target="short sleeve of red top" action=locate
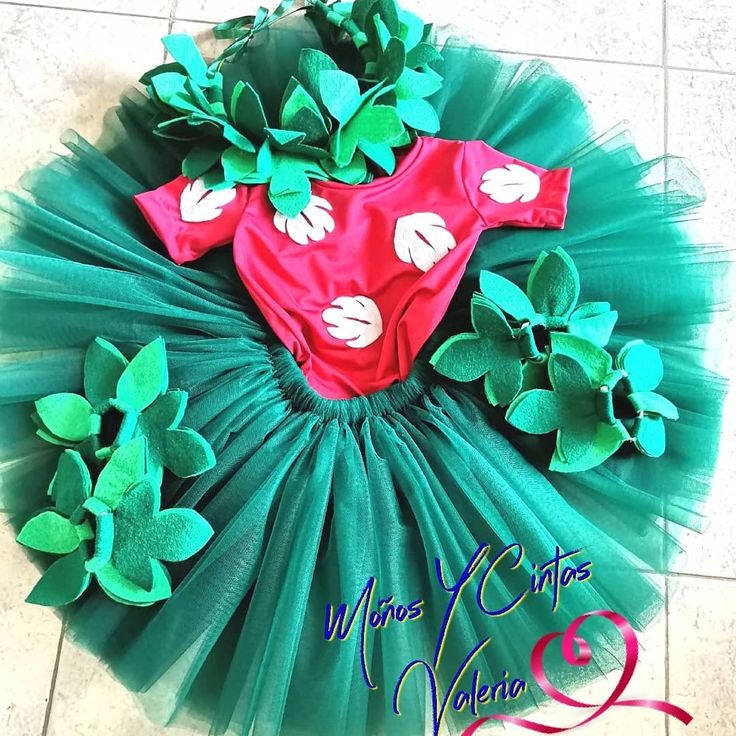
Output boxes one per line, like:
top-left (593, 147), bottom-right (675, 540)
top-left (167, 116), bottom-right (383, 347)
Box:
top-left (135, 137), bottom-right (572, 399)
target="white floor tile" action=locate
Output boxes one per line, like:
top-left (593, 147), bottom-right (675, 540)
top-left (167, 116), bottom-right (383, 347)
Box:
top-left (668, 0), bottom-right (736, 73)
top-left (0, 6), bottom-right (168, 188)
top-left (0, 0), bottom-right (171, 16)
top-left (47, 642), bottom-right (202, 736)
top-left (0, 522), bottom-right (62, 736)
top-left (668, 576), bottom-right (736, 735)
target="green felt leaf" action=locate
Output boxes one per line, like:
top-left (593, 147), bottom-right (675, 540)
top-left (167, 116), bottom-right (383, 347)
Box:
top-left (550, 332), bottom-right (613, 385)
top-left (628, 391), bottom-right (679, 420)
top-left (142, 390), bottom-right (187, 432)
top-left (548, 353), bottom-right (592, 396)
top-left (506, 389), bottom-right (564, 434)
top-left (18, 511), bottom-right (82, 554)
top-left (26, 546), bottom-right (91, 607)
top-left (221, 145), bottom-right (257, 182)
top-left (320, 70), bottom-right (362, 125)
top-left (395, 98), bottom-right (439, 133)
top-left (521, 360), bottom-right (549, 393)
top-left (82, 505), bottom-right (114, 573)
top-left (358, 141), bottom-right (396, 174)
top-left (568, 304), bottom-right (618, 347)
top-left (116, 338), bottom-right (169, 412)
top-left (163, 428), bottom-right (216, 478)
top-left (230, 81), bottom-right (268, 137)
top-left (633, 415), bottom-right (666, 457)
top-left (471, 296), bottom-right (515, 340)
top-left (150, 72), bottom-right (191, 109)
top-left (405, 42), bottom-right (442, 68)
top-left (111, 479), bottom-right (212, 590)
top-left (280, 78), bottom-right (324, 131)
top-left (552, 420), bottom-right (628, 472)
top-left (616, 340), bottom-right (664, 392)
top-left (333, 104), bottom-right (404, 166)
top-left (93, 436), bottom-right (147, 509)
top-left (395, 67), bottom-right (443, 99)
top-left (84, 338), bottom-right (128, 407)
top-left (298, 48), bottom-right (338, 103)
top-left (527, 247), bottom-right (580, 318)
top-left (321, 152), bottom-right (369, 184)
top-left (182, 144), bottom-right (225, 180)
top-left (222, 123), bottom-right (256, 153)
top-left (430, 333), bottom-right (493, 382)
top-left (268, 154), bottom-right (312, 217)
top-left (479, 271), bottom-right (536, 321)
top-left (266, 127), bottom-right (307, 148)
top-left (35, 426), bottom-right (71, 447)
top-left (483, 349), bottom-right (524, 407)
top-left (49, 450), bottom-right (92, 517)
top-left (378, 37), bottom-right (406, 83)
top-left (35, 393), bottom-right (94, 442)
top-left (96, 560), bottom-right (172, 606)
top-left (162, 35), bottom-right (210, 88)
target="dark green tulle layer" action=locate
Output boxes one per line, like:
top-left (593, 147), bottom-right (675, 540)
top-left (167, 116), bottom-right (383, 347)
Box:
top-left (0, 25), bottom-right (731, 736)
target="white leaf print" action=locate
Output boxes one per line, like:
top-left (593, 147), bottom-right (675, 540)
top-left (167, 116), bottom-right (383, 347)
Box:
top-left (274, 195), bottom-right (335, 246)
top-left (179, 178), bottom-right (237, 223)
top-left (394, 212), bottom-right (458, 272)
top-left (480, 164), bottom-right (540, 204)
top-left (322, 296), bottom-right (383, 349)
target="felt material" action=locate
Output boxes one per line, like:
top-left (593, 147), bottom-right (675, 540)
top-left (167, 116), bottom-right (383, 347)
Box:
top-left (110, 478), bottom-right (214, 590)
top-left (140, 0), bottom-right (446, 215)
top-left (115, 337), bottom-right (169, 412)
top-left (49, 450), bottom-right (92, 517)
top-left (33, 338), bottom-right (215, 480)
top-left (25, 545), bottom-right (92, 607)
top-left (0, 31), bottom-right (729, 736)
top-left (17, 511), bottom-right (90, 554)
top-left (478, 247), bottom-right (618, 346)
top-left (616, 339), bottom-right (664, 392)
top-left (34, 393), bottom-right (95, 443)
top-left (84, 337), bottom-right (128, 406)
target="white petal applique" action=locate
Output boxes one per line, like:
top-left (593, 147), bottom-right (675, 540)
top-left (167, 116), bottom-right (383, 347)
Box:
top-left (394, 212), bottom-right (458, 273)
top-left (273, 195), bottom-right (335, 246)
top-left (321, 296), bottom-right (383, 349)
top-left (480, 164), bottom-right (540, 204)
top-left (180, 178), bottom-right (237, 223)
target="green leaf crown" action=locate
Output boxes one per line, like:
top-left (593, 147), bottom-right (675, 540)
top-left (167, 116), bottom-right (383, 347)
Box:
top-left (141, 0), bottom-right (444, 217)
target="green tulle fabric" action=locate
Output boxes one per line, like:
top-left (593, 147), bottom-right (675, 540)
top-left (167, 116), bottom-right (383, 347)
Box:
top-left (0, 23), bottom-right (731, 736)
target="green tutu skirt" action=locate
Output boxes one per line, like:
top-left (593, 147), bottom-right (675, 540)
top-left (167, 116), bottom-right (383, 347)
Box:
top-left (0, 24), bottom-right (730, 736)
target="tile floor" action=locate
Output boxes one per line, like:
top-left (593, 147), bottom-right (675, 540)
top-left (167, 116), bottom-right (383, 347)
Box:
top-left (0, 1), bottom-right (734, 734)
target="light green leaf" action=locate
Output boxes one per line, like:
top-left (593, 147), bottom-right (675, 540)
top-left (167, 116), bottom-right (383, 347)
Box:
top-left (298, 48), bottom-right (338, 103)
top-left (221, 146), bottom-right (257, 182)
top-left (506, 389), bottom-right (564, 434)
top-left (395, 98), bottom-right (440, 133)
top-left (551, 421), bottom-right (628, 472)
top-left (116, 338), bottom-right (169, 412)
top-left (633, 415), bottom-right (666, 457)
top-left (479, 271), bottom-right (536, 321)
top-left (26, 546), bottom-right (91, 606)
top-left (567, 305), bottom-right (618, 347)
top-left (149, 507), bottom-right (214, 561)
top-left (35, 393), bottom-right (94, 442)
top-left (430, 333), bottom-right (493, 382)
top-left (84, 338), bottom-right (128, 407)
top-left (164, 428), bottom-right (216, 478)
top-left (628, 391), bottom-right (679, 420)
top-left (142, 390), bottom-right (188, 432)
top-left (550, 332), bottom-right (613, 385)
top-left (616, 340), bottom-right (664, 392)
top-left (319, 70), bottom-right (362, 124)
top-left (49, 450), bottom-right (92, 516)
top-left (162, 35), bottom-right (210, 88)
top-left (395, 67), bottom-right (443, 99)
top-left (93, 436), bottom-right (147, 509)
top-left (182, 144), bottom-right (224, 180)
top-left (470, 296), bottom-right (515, 339)
top-left (527, 247), bottom-right (580, 317)
top-left (548, 353), bottom-right (592, 396)
top-left (483, 351), bottom-right (524, 407)
top-left (18, 511), bottom-right (82, 554)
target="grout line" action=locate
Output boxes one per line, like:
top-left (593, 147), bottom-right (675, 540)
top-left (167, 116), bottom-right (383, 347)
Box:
top-left (0, 0), bottom-right (168, 20)
top-left (163, 0), bottom-right (179, 63)
top-left (664, 576), bottom-right (671, 736)
top-left (666, 570), bottom-right (736, 583)
top-left (40, 618), bottom-right (66, 736)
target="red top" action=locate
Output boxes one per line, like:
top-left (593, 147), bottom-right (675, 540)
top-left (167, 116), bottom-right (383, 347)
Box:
top-left (135, 137), bottom-right (572, 398)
